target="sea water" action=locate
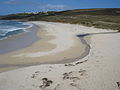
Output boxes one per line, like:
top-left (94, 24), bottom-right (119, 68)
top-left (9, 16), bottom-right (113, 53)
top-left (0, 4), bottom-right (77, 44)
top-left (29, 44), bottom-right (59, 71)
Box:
top-left (0, 20), bottom-right (32, 40)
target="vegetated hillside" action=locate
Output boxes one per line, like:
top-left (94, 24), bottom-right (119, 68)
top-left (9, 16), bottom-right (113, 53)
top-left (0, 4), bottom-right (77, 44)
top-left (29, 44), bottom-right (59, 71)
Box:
top-left (0, 8), bottom-right (120, 31)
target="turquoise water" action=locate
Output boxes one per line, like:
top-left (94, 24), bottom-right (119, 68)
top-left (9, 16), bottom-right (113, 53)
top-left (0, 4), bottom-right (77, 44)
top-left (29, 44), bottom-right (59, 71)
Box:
top-left (0, 20), bottom-right (32, 40)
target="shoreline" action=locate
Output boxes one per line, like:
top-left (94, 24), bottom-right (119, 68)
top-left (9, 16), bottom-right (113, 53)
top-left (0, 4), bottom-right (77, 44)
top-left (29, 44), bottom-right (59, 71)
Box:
top-left (0, 24), bottom-right (40, 54)
top-left (0, 21), bottom-right (87, 72)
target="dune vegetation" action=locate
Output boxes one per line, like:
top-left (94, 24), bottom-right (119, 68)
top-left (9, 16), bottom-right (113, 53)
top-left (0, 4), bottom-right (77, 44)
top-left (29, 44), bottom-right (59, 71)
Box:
top-left (0, 8), bottom-right (120, 31)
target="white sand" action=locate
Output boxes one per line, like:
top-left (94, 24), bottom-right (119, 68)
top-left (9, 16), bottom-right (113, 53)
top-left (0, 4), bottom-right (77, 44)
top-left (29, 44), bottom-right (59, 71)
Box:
top-left (14, 21), bottom-right (111, 57)
top-left (0, 22), bottom-right (120, 90)
top-left (14, 22), bottom-right (76, 57)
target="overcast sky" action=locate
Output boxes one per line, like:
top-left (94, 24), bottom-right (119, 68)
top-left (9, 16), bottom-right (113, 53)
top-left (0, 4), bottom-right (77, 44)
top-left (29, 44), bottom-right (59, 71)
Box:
top-left (0, 0), bottom-right (120, 15)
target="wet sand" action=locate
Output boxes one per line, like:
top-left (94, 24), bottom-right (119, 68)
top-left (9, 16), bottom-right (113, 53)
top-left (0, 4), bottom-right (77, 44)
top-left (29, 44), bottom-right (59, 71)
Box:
top-left (0, 24), bottom-right (40, 54)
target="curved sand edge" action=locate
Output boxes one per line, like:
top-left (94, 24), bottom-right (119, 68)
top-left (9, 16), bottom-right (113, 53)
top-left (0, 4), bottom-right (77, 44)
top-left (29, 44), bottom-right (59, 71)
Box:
top-left (0, 21), bottom-right (86, 72)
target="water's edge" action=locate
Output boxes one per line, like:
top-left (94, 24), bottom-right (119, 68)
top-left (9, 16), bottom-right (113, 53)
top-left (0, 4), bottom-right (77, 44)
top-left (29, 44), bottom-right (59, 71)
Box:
top-left (0, 24), bottom-right (40, 54)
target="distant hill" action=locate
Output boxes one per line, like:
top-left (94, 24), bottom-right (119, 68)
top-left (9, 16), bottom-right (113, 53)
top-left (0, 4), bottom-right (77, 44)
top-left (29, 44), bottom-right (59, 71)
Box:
top-left (0, 8), bottom-right (120, 31)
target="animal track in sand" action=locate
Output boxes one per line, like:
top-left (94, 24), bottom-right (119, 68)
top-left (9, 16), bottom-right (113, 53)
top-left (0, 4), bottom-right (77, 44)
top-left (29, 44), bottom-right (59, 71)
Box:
top-left (63, 69), bottom-right (86, 81)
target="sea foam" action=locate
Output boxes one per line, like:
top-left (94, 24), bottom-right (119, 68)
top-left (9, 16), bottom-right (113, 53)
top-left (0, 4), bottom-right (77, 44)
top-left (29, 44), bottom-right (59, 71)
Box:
top-left (0, 20), bottom-right (32, 40)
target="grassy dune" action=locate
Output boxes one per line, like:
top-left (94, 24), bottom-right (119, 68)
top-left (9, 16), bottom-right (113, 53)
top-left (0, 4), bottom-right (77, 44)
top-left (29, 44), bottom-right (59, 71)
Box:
top-left (0, 8), bottom-right (120, 31)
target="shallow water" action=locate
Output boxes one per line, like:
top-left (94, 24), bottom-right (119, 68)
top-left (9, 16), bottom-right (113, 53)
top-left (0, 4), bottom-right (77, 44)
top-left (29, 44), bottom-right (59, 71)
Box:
top-left (0, 20), bottom-right (32, 40)
top-left (0, 24), bottom-right (40, 54)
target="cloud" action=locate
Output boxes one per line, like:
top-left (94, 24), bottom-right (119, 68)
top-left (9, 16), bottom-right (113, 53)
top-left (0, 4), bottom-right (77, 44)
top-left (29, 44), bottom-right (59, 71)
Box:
top-left (3, 0), bottom-right (41, 6)
top-left (42, 4), bottom-right (68, 11)
top-left (1, 0), bottom-right (69, 12)
top-left (3, 0), bottom-right (20, 5)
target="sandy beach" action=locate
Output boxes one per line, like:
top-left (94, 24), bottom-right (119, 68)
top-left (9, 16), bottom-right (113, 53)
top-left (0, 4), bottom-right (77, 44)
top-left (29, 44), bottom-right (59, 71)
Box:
top-left (0, 21), bottom-right (120, 90)
top-left (0, 21), bottom-right (86, 72)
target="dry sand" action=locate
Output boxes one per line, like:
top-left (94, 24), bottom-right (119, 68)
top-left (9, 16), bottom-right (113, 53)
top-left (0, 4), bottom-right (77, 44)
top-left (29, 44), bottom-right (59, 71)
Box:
top-left (0, 21), bottom-right (120, 90)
